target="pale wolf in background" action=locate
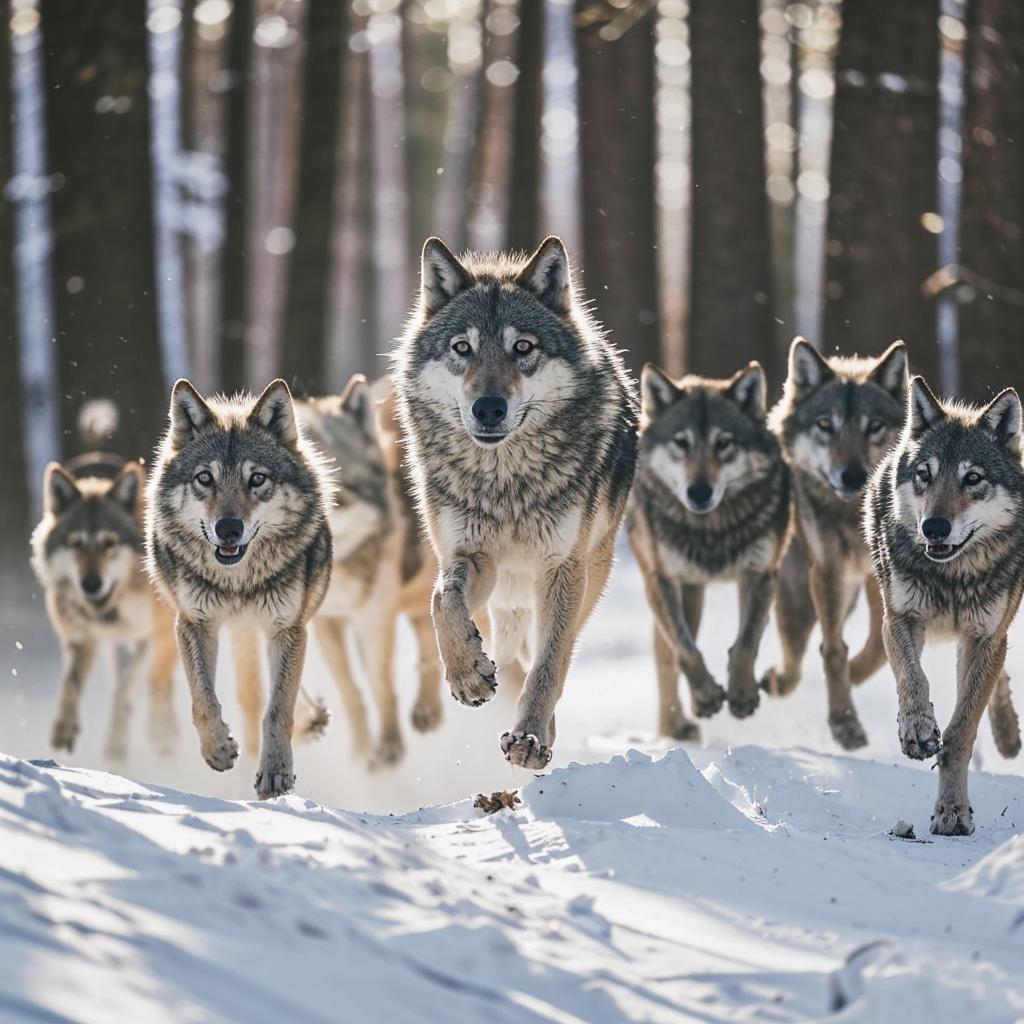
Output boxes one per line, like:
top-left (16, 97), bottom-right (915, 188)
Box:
top-left (866, 377), bottom-right (1023, 835)
top-left (395, 236), bottom-right (638, 769)
top-left (764, 338), bottom-right (908, 749)
top-left (146, 379), bottom-right (332, 799)
top-left (628, 362), bottom-right (790, 739)
top-left (31, 454), bottom-right (178, 760)
top-left (297, 374), bottom-right (442, 769)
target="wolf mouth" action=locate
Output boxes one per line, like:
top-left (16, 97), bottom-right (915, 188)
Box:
top-left (923, 530), bottom-right (975, 562)
top-left (214, 543), bottom-right (248, 566)
top-left (472, 433), bottom-right (507, 446)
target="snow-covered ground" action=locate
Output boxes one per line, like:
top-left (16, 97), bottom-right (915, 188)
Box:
top-left (1, 548), bottom-right (1023, 1022)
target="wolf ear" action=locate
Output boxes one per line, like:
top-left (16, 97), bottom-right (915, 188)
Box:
top-left (726, 362), bottom-right (767, 421)
top-left (788, 337), bottom-right (833, 397)
top-left (249, 379), bottom-right (298, 447)
top-left (340, 373), bottom-right (376, 434)
top-left (868, 340), bottom-right (908, 401)
top-left (44, 463), bottom-right (80, 515)
top-left (420, 237), bottom-right (471, 315)
top-left (909, 376), bottom-right (945, 436)
top-left (169, 379), bottom-right (213, 449)
top-left (516, 236), bottom-right (572, 314)
top-left (110, 462), bottom-right (143, 513)
top-left (641, 363), bottom-right (680, 415)
top-left (980, 387), bottom-right (1022, 452)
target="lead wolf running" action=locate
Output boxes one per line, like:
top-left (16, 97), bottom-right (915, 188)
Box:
top-left (395, 235), bottom-right (638, 769)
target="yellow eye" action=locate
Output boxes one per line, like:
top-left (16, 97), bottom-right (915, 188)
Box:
top-left (816, 417), bottom-right (833, 433)
top-left (249, 471), bottom-right (267, 488)
top-left (513, 337), bottom-right (535, 355)
top-left (195, 470), bottom-right (213, 487)
top-left (452, 338), bottom-right (472, 356)
top-left (964, 470), bottom-right (984, 486)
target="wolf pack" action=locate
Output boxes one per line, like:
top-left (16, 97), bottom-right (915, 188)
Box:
top-left (29, 235), bottom-right (1023, 835)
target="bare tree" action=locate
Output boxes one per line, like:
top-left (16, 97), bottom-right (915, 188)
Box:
top-left (507, 0), bottom-right (544, 252)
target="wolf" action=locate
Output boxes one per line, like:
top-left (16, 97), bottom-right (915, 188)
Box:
top-left (764, 337), bottom-right (908, 749)
top-left (297, 374), bottom-right (442, 769)
top-left (866, 377), bottom-right (1023, 835)
top-left (146, 379), bottom-right (332, 799)
top-left (31, 453), bottom-right (179, 760)
top-left (394, 236), bottom-right (638, 769)
top-left (628, 362), bottom-right (791, 738)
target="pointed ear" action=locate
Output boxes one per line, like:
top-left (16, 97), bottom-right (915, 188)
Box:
top-left (788, 337), bottom-right (833, 398)
top-left (44, 463), bottom-right (80, 516)
top-left (868, 340), bottom-right (908, 401)
top-left (109, 462), bottom-right (143, 513)
top-left (249, 379), bottom-right (298, 447)
top-left (420, 237), bottom-right (471, 315)
top-left (980, 387), bottom-right (1022, 452)
top-left (169, 379), bottom-right (213, 449)
top-left (516, 236), bottom-right (572, 314)
top-left (641, 363), bottom-right (680, 416)
top-left (340, 373), bottom-right (376, 434)
top-left (909, 376), bottom-right (945, 436)
top-left (726, 362), bottom-right (767, 421)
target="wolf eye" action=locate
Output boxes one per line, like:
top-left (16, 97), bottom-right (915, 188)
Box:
top-left (249, 471), bottom-right (267, 488)
top-left (194, 470), bottom-right (213, 487)
top-left (714, 434), bottom-right (734, 453)
top-left (513, 337), bottom-right (535, 356)
top-left (816, 417), bottom-right (833, 433)
top-left (672, 432), bottom-right (690, 451)
top-left (99, 535), bottom-right (117, 551)
top-left (964, 470), bottom-right (984, 486)
top-left (916, 465), bottom-right (931, 484)
top-left (451, 337), bottom-right (472, 356)
top-left (68, 534), bottom-right (85, 550)
top-left (867, 419), bottom-right (885, 435)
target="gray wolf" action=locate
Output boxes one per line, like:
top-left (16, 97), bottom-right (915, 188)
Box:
top-left (866, 376), bottom-right (1023, 834)
top-left (394, 236), bottom-right (638, 769)
top-left (146, 379), bottom-right (332, 799)
top-left (31, 453), bottom-right (179, 760)
top-left (628, 362), bottom-right (791, 738)
top-left (297, 374), bottom-right (442, 769)
top-left (764, 337), bottom-right (908, 749)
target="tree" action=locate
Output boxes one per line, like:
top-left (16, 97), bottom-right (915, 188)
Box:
top-left (40, 0), bottom-right (166, 457)
top-left (688, 0), bottom-right (777, 380)
top-left (823, 0), bottom-right (940, 379)
top-left (957, 0), bottom-right (1024, 400)
top-left (507, 0), bottom-right (544, 252)
top-left (575, 0), bottom-right (660, 377)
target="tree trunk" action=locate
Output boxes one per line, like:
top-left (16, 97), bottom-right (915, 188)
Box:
top-left (507, 0), bottom-right (544, 252)
top-left (688, 0), bottom-right (776, 381)
top-left (957, 0), bottom-right (1024, 400)
top-left (41, 0), bottom-right (166, 458)
top-left (823, 0), bottom-right (940, 378)
top-left (575, 0), bottom-right (660, 377)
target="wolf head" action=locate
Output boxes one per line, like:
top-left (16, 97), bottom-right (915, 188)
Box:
top-left (152, 378), bottom-right (327, 572)
top-left (396, 235), bottom-right (596, 448)
top-left (773, 337), bottom-right (907, 501)
top-left (32, 459), bottom-right (143, 606)
top-left (893, 376), bottom-right (1024, 563)
top-left (640, 362), bottom-right (773, 513)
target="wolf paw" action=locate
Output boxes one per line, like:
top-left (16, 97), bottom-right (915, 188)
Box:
top-left (668, 719), bottom-right (701, 742)
top-left (760, 667), bottom-right (800, 697)
top-left (898, 706), bottom-right (941, 760)
top-left (829, 708), bottom-right (869, 751)
top-left (51, 716), bottom-right (79, 753)
top-left (691, 680), bottom-right (726, 718)
top-left (446, 640), bottom-right (497, 707)
top-left (201, 730), bottom-right (240, 772)
top-left (727, 670), bottom-right (760, 719)
top-left (255, 745), bottom-right (295, 799)
top-left (368, 733), bottom-right (405, 771)
top-left (500, 731), bottom-right (552, 770)
top-left (930, 801), bottom-right (974, 836)
top-left (411, 699), bottom-right (443, 732)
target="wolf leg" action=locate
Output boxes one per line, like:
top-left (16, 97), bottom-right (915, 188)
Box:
top-left (177, 616), bottom-right (238, 772)
top-left (988, 670), bottom-right (1021, 759)
top-left (256, 624), bottom-right (306, 798)
top-left (654, 624), bottom-right (699, 741)
top-left (314, 616), bottom-right (371, 758)
top-left (432, 553), bottom-right (497, 706)
top-left (355, 612), bottom-right (404, 770)
top-left (409, 608), bottom-right (444, 731)
top-left (849, 573), bottom-right (887, 685)
top-left (104, 639), bottom-right (147, 761)
top-left (230, 628), bottom-right (264, 759)
top-left (883, 611), bottom-right (938, 759)
top-left (727, 571), bottom-right (774, 718)
top-left (51, 639), bottom-right (97, 753)
top-left (148, 607), bottom-right (179, 756)
top-left (761, 541), bottom-right (815, 697)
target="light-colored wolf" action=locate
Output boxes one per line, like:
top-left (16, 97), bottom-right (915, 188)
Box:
top-left (31, 453), bottom-right (178, 760)
top-left (394, 236), bottom-right (638, 769)
top-left (764, 337), bottom-right (908, 749)
top-left (628, 362), bottom-right (791, 739)
top-left (297, 375), bottom-right (442, 769)
top-left (146, 379), bottom-right (332, 799)
top-left (866, 376), bottom-right (1023, 835)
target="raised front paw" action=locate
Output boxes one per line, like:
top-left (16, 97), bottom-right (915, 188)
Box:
top-left (691, 677), bottom-right (726, 718)
top-left (51, 716), bottom-right (79, 753)
top-left (255, 746), bottom-right (295, 799)
top-left (931, 800), bottom-right (973, 836)
top-left (500, 731), bottom-right (552, 770)
top-left (898, 705), bottom-right (940, 760)
top-left (727, 669), bottom-right (760, 719)
top-left (444, 631), bottom-right (497, 707)
top-left (829, 707), bottom-right (868, 751)
top-left (200, 728), bottom-right (240, 772)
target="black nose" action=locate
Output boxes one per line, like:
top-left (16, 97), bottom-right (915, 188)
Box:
top-left (81, 572), bottom-right (102, 595)
top-left (922, 517), bottom-right (952, 542)
top-left (839, 463), bottom-right (867, 491)
top-left (686, 481), bottom-right (714, 507)
top-left (471, 395), bottom-right (508, 428)
top-left (214, 517), bottom-right (244, 544)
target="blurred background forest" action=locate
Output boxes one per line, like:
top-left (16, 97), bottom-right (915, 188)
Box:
top-left (1, 0), bottom-right (1023, 621)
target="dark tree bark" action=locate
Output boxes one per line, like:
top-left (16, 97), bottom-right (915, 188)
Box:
top-left (507, 0), bottom-right (545, 252)
top-left (575, 1), bottom-right (660, 377)
top-left (823, 0), bottom-right (940, 378)
top-left (218, 0), bottom-right (253, 392)
top-left (688, 0), bottom-right (776, 381)
top-left (41, 0), bottom-right (166, 459)
top-left (957, 0), bottom-right (1024, 400)
top-left (281, 0), bottom-right (348, 395)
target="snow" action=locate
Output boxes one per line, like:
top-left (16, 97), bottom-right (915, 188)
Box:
top-left (2, 548), bottom-right (1023, 1021)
